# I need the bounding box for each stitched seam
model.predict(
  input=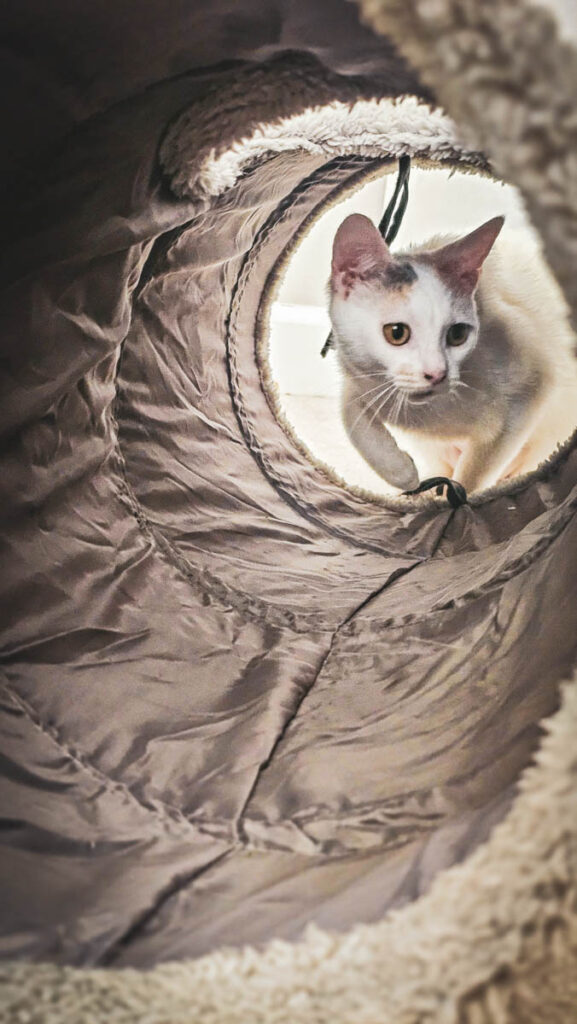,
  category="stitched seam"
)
[235,557,429,835]
[110,458,336,633]
[0,675,238,837]
[109,320,339,632]
[0,678,460,859]
[108,205,357,631]
[100,848,235,966]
